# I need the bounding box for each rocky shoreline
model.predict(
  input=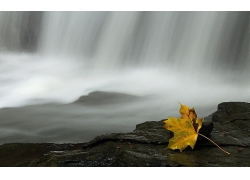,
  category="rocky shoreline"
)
[0,102,249,167]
